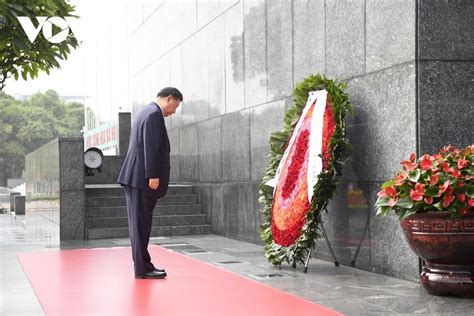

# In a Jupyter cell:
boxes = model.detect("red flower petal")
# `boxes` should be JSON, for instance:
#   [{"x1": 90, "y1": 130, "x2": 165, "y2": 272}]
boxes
[
  {"x1": 385, "y1": 186, "x2": 397, "y2": 197},
  {"x1": 402, "y1": 162, "x2": 418, "y2": 171},
  {"x1": 281, "y1": 129, "x2": 310, "y2": 199},
  {"x1": 387, "y1": 198, "x2": 398, "y2": 207},
  {"x1": 394, "y1": 172, "x2": 408, "y2": 186},
  {"x1": 441, "y1": 195, "x2": 455, "y2": 208},
  {"x1": 424, "y1": 196, "x2": 433, "y2": 205},
  {"x1": 410, "y1": 189, "x2": 423, "y2": 201},
  {"x1": 420, "y1": 154, "x2": 433, "y2": 170},
  {"x1": 458, "y1": 159, "x2": 469, "y2": 169},
  {"x1": 452, "y1": 169, "x2": 461, "y2": 178},
  {"x1": 438, "y1": 181, "x2": 450, "y2": 195},
  {"x1": 430, "y1": 174, "x2": 440, "y2": 186},
  {"x1": 442, "y1": 163, "x2": 453, "y2": 173},
  {"x1": 415, "y1": 183, "x2": 425, "y2": 191},
  {"x1": 468, "y1": 198, "x2": 474, "y2": 208}
]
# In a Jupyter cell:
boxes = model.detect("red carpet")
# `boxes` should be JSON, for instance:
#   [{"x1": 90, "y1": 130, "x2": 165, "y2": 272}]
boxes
[{"x1": 18, "y1": 245, "x2": 341, "y2": 316}]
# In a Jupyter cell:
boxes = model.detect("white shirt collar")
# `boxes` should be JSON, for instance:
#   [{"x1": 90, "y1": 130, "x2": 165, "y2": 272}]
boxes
[{"x1": 154, "y1": 101, "x2": 164, "y2": 115}]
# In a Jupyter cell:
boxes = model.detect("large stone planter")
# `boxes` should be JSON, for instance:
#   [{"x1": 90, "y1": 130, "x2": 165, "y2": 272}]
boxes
[{"x1": 401, "y1": 211, "x2": 474, "y2": 298}]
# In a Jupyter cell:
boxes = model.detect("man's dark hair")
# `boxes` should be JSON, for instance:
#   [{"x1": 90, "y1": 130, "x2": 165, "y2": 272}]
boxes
[{"x1": 157, "y1": 87, "x2": 183, "y2": 101}]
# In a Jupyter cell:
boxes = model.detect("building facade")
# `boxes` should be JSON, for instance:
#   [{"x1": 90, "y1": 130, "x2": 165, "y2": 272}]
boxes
[{"x1": 117, "y1": 0, "x2": 473, "y2": 281}]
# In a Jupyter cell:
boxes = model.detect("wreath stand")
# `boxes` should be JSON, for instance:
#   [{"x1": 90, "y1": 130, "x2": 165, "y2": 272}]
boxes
[
  {"x1": 297, "y1": 191, "x2": 373, "y2": 272},
  {"x1": 292, "y1": 213, "x2": 340, "y2": 273},
  {"x1": 351, "y1": 195, "x2": 372, "y2": 267}
]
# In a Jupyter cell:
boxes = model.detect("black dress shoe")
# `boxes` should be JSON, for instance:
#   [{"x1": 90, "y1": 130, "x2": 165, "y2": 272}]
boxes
[
  {"x1": 154, "y1": 268, "x2": 166, "y2": 273},
  {"x1": 135, "y1": 270, "x2": 167, "y2": 279}
]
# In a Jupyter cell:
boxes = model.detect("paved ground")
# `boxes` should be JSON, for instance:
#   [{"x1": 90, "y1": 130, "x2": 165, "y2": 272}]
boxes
[{"x1": 1, "y1": 211, "x2": 474, "y2": 315}]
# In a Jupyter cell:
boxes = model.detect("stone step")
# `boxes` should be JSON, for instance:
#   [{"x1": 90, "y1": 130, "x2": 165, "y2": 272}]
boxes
[
  {"x1": 85, "y1": 204, "x2": 203, "y2": 217},
  {"x1": 86, "y1": 224, "x2": 211, "y2": 239},
  {"x1": 85, "y1": 184, "x2": 195, "y2": 197},
  {"x1": 85, "y1": 195, "x2": 198, "y2": 207},
  {"x1": 85, "y1": 214, "x2": 208, "y2": 228}
]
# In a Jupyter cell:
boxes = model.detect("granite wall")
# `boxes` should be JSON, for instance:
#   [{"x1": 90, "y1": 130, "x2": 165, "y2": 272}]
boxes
[
  {"x1": 58, "y1": 137, "x2": 85, "y2": 240},
  {"x1": 417, "y1": 0, "x2": 474, "y2": 154},
  {"x1": 25, "y1": 112, "x2": 130, "y2": 239},
  {"x1": 84, "y1": 156, "x2": 125, "y2": 185},
  {"x1": 25, "y1": 137, "x2": 85, "y2": 240},
  {"x1": 127, "y1": 0, "x2": 472, "y2": 281},
  {"x1": 25, "y1": 138, "x2": 60, "y2": 223}
]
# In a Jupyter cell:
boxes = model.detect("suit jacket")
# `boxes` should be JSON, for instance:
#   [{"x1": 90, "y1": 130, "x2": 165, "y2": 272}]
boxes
[{"x1": 117, "y1": 102, "x2": 171, "y2": 197}]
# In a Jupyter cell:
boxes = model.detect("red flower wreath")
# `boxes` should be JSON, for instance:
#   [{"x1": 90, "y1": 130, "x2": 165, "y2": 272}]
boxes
[
  {"x1": 271, "y1": 96, "x2": 336, "y2": 247},
  {"x1": 259, "y1": 74, "x2": 352, "y2": 267}
]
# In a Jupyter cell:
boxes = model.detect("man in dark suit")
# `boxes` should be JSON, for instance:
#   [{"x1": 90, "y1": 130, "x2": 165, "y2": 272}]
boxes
[{"x1": 117, "y1": 87, "x2": 182, "y2": 279}]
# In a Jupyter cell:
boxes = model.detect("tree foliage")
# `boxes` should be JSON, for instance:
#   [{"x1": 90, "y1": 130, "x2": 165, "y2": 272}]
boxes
[
  {"x1": 0, "y1": 0, "x2": 80, "y2": 90},
  {"x1": 0, "y1": 89, "x2": 84, "y2": 185}
]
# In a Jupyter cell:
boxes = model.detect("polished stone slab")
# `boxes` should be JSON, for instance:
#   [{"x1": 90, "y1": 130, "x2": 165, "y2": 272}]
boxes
[
  {"x1": 179, "y1": 124, "x2": 199, "y2": 181},
  {"x1": 366, "y1": 0, "x2": 415, "y2": 72},
  {"x1": 418, "y1": 0, "x2": 474, "y2": 61},
  {"x1": 168, "y1": 129, "x2": 180, "y2": 183},
  {"x1": 3, "y1": 213, "x2": 474, "y2": 315},
  {"x1": 198, "y1": 117, "x2": 222, "y2": 182},
  {"x1": 224, "y1": 1, "x2": 245, "y2": 113},
  {"x1": 14, "y1": 196, "x2": 25, "y2": 215},
  {"x1": 266, "y1": 0, "x2": 293, "y2": 101},
  {"x1": 169, "y1": 46, "x2": 184, "y2": 129},
  {"x1": 418, "y1": 60, "x2": 474, "y2": 154},
  {"x1": 194, "y1": 29, "x2": 211, "y2": 122},
  {"x1": 210, "y1": 184, "x2": 226, "y2": 234},
  {"x1": 196, "y1": 185, "x2": 212, "y2": 224},
  {"x1": 293, "y1": 0, "x2": 325, "y2": 83},
  {"x1": 244, "y1": 0, "x2": 267, "y2": 107},
  {"x1": 249, "y1": 99, "x2": 286, "y2": 182},
  {"x1": 207, "y1": 15, "x2": 226, "y2": 117},
  {"x1": 325, "y1": 0, "x2": 365, "y2": 79},
  {"x1": 221, "y1": 110, "x2": 250, "y2": 181},
  {"x1": 59, "y1": 138, "x2": 84, "y2": 192},
  {"x1": 59, "y1": 190, "x2": 85, "y2": 240},
  {"x1": 345, "y1": 62, "x2": 416, "y2": 181},
  {"x1": 118, "y1": 112, "x2": 131, "y2": 156},
  {"x1": 181, "y1": 35, "x2": 199, "y2": 125}
]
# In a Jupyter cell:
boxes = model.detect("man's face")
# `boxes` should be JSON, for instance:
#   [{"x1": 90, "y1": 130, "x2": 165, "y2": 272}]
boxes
[{"x1": 164, "y1": 96, "x2": 181, "y2": 117}]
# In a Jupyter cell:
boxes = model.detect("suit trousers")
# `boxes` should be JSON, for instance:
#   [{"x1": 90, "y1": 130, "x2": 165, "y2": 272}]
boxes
[{"x1": 124, "y1": 185, "x2": 159, "y2": 275}]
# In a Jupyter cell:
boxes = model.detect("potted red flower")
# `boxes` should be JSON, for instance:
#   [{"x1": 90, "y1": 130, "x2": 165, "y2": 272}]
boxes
[{"x1": 376, "y1": 144, "x2": 474, "y2": 297}]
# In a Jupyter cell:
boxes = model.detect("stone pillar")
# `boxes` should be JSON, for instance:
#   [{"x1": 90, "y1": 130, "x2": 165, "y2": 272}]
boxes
[
  {"x1": 417, "y1": 0, "x2": 474, "y2": 154},
  {"x1": 14, "y1": 196, "x2": 25, "y2": 215},
  {"x1": 118, "y1": 112, "x2": 131, "y2": 156},
  {"x1": 59, "y1": 137, "x2": 85, "y2": 240}
]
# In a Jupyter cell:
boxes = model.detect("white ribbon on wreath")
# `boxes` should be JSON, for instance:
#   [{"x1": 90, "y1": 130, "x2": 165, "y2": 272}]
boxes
[{"x1": 266, "y1": 89, "x2": 328, "y2": 203}]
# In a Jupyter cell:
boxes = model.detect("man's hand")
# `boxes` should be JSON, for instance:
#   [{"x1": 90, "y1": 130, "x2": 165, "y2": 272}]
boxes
[{"x1": 149, "y1": 178, "x2": 160, "y2": 190}]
